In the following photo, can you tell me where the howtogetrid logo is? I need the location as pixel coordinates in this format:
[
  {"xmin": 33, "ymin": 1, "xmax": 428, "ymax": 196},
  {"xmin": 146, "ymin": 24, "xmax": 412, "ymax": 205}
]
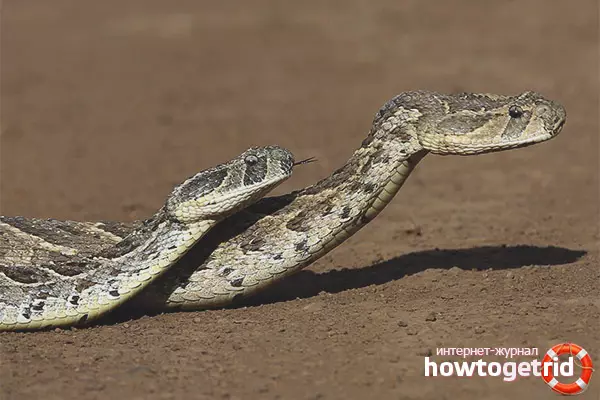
[{"xmin": 424, "ymin": 342, "xmax": 594, "ymax": 396}]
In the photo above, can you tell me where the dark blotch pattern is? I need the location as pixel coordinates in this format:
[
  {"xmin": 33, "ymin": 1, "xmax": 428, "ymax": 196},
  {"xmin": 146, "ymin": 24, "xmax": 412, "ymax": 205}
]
[
  {"xmin": 35, "ymin": 288, "xmax": 52, "ymax": 300},
  {"xmin": 243, "ymin": 156, "xmax": 268, "ymax": 186},
  {"xmin": 0, "ymin": 264, "xmax": 43, "ymax": 284},
  {"xmin": 295, "ymin": 239, "xmax": 308, "ymax": 252},
  {"xmin": 0, "ymin": 217, "xmax": 118, "ymax": 255},
  {"xmin": 239, "ymin": 236, "xmax": 266, "ymax": 252},
  {"xmin": 285, "ymin": 210, "xmax": 310, "ymax": 232},
  {"xmin": 444, "ymin": 93, "xmax": 507, "ymax": 114},
  {"xmin": 363, "ymin": 183, "xmax": 376, "ymax": 193},
  {"xmin": 230, "ymin": 277, "xmax": 244, "ymax": 287},
  {"xmin": 174, "ymin": 167, "xmax": 228, "ymax": 202},
  {"xmin": 75, "ymin": 279, "xmax": 96, "ymax": 293},
  {"xmin": 437, "ymin": 113, "xmax": 495, "ymax": 135},
  {"xmin": 50, "ymin": 257, "xmax": 97, "ymax": 277},
  {"xmin": 0, "ymin": 217, "xmax": 80, "ymax": 248},
  {"xmin": 321, "ymin": 203, "xmax": 335, "ymax": 216},
  {"xmin": 340, "ymin": 206, "xmax": 351, "ymax": 219}
]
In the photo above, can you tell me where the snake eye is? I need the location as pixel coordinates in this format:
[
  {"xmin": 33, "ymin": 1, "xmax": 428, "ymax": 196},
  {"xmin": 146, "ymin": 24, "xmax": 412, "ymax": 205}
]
[
  {"xmin": 244, "ymin": 155, "xmax": 258, "ymax": 165},
  {"xmin": 509, "ymin": 105, "xmax": 524, "ymax": 118}
]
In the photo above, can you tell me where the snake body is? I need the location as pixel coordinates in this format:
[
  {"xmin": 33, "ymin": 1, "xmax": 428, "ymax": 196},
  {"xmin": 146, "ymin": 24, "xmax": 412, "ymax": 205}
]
[
  {"xmin": 0, "ymin": 91, "xmax": 566, "ymax": 331},
  {"xmin": 0, "ymin": 146, "xmax": 295, "ymax": 330},
  {"xmin": 135, "ymin": 90, "xmax": 566, "ymax": 310}
]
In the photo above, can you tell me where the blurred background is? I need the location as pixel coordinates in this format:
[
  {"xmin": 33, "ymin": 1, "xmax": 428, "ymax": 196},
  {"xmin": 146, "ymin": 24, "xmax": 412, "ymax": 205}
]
[{"xmin": 1, "ymin": 1, "xmax": 598, "ymax": 399}]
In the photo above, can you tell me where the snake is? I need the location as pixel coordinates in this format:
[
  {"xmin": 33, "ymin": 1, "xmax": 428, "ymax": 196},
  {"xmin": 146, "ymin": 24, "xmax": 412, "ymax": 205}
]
[
  {"xmin": 0, "ymin": 91, "xmax": 566, "ymax": 331},
  {"xmin": 0, "ymin": 146, "xmax": 297, "ymax": 330}
]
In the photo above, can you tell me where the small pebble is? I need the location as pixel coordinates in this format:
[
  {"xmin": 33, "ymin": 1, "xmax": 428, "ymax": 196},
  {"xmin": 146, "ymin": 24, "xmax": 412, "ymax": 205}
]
[
  {"xmin": 425, "ymin": 312, "xmax": 437, "ymax": 322},
  {"xmin": 302, "ymin": 302, "xmax": 324, "ymax": 312},
  {"xmin": 397, "ymin": 320, "xmax": 408, "ymax": 327}
]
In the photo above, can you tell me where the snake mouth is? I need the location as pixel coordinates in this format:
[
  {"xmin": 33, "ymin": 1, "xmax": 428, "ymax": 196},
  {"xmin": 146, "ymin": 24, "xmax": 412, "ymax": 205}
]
[
  {"xmin": 423, "ymin": 129, "xmax": 557, "ymax": 156},
  {"xmin": 554, "ymin": 118, "xmax": 566, "ymax": 133}
]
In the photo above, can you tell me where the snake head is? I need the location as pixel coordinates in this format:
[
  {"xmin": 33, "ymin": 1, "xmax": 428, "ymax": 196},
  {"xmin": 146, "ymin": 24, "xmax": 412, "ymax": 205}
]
[
  {"xmin": 416, "ymin": 91, "xmax": 566, "ymax": 155},
  {"xmin": 165, "ymin": 145, "xmax": 295, "ymax": 222}
]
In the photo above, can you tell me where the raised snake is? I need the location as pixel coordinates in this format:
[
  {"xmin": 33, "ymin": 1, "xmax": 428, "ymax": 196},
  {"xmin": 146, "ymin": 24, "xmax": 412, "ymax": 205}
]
[
  {"xmin": 0, "ymin": 91, "xmax": 566, "ymax": 331},
  {"xmin": 0, "ymin": 146, "xmax": 296, "ymax": 330}
]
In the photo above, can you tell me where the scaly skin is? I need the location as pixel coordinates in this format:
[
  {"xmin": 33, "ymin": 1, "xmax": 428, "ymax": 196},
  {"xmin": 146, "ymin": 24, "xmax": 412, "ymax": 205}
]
[
  {"xmin": 0, "ymin": 91, "xmax": 566, "ymax": 330},
  {"xmin": 0, "ymin": 146, "xmax": 296, "ymax": 331},
  {"xmin": 134, "ymin": 90, "xmax": 566, "ymax": 311}
]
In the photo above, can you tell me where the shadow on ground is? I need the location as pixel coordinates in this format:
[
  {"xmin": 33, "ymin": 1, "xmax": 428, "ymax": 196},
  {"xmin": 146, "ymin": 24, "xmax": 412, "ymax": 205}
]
[
  {"xmin": 240, "ymin": 245, "xmax": 587, "ymax": 306},
  {"xmin": 102, "ymin": 244, "xmax": 585, "ymax": 326}
]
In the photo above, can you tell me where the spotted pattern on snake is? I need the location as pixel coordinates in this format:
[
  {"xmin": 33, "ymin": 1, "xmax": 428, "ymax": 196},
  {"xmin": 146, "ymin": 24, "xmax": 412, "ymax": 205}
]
[
  {"xmin": 134, "ymin": 90, "xmax": 566, "ymax": 310},
  {"xmin": 0, "ymin": 91, "xmax": 566, "ymax": 331},
  {"xmin": 0, "ymin": 146, "xmax": 296, "ymax": 331}
]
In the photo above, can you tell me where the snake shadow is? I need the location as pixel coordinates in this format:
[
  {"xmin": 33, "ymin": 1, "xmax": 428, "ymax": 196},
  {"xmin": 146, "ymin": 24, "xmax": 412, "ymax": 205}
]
[
  {"xmin": 104, "ymin": 244, "xmax": 585, "ymax": 325},
  {"xmin": 234, "ymin": 245, "xmax": 586, "ymax": 307}
]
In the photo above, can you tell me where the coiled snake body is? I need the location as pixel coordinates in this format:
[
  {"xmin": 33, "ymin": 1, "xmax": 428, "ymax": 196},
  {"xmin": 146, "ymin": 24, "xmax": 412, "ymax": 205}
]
[
  {"xmin": 0, "ymin": 146, "xmax": 296, "ymax": 330},
  {"xmin": 0, "ymin": 91, "xmax": 566, "ymax": 331}
]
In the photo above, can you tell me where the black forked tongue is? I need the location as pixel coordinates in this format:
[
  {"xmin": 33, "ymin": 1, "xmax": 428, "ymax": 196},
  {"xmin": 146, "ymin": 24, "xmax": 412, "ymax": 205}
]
[{"xmin": 293, "ymin": 157, "xmax": 317, "ymax": 166}]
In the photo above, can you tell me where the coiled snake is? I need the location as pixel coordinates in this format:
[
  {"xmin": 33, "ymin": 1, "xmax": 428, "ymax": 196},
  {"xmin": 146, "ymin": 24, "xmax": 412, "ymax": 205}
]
[
  {"xmin": 0, "ymin": 91, "xmax": 566, "ymax": 331},
  {"xmin": 0, "ymin": 146, "xmax": 296, "ymax": 330}
]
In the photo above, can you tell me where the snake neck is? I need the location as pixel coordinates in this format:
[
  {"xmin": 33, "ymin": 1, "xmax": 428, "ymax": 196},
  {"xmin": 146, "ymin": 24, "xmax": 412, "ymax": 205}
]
[
  {"xmin": 257, "ymin": 122, "xmax": 427, "ymax": 264},
  {"xmin": 301, "ymin": 122, "xmax": 427, "ymax": 218},
  {"xmin": 359, "ymin": 149, "xmax": 427, "ymax": 224},
  {"xmin": 97, "ymin": 208, "xmax": 171, "ymax": 260}
]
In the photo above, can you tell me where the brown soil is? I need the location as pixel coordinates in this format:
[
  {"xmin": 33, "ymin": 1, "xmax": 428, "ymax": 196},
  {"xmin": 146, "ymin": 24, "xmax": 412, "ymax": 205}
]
[{"xmin": 0, "ymin": 1, "xmax": 598, "ymax": 399}]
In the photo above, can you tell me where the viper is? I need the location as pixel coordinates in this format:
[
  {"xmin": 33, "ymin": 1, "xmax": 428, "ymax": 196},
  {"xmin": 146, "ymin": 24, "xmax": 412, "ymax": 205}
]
[
  {"xmin": 0, "ymin": 146, "xmax": 297, "ymax": 330},
  {"xmin": 0, "ymin": 91, "xmax": 566, "ymax": 331}
]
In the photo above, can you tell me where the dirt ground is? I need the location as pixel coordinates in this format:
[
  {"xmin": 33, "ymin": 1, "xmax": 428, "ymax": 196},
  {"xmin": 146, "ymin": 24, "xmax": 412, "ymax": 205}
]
[{"xmin": 0, "ymin": 1, "xmax": 598, "ymax": 399}]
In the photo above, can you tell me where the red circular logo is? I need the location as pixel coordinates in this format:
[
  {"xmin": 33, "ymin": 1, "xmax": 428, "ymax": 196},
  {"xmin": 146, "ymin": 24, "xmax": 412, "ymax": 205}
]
[{"xmin": 541, "ymin": 343, "xmax": 594, "ymax": 395}]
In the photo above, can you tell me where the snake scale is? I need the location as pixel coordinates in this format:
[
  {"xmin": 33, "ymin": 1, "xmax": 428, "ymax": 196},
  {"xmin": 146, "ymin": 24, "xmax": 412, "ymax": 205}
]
[
  {"xmin": 0, "ymin": 146, "xmax": 297, "ymax": 330},
  {"xmin": 0, "ymin": 91, "xmax": 566, "ymax": 331}
]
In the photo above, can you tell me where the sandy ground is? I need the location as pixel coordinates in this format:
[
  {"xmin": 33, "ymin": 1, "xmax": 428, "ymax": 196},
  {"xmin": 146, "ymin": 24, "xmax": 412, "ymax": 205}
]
[{"xmin": 0, "ymin": 1, "xmax": 598, "ymax": 399}]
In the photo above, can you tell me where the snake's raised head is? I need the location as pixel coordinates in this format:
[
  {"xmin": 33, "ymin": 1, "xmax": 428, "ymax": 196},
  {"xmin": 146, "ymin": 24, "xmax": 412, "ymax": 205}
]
[
  {"xmin": 166, "ymin": 145, "xmax": 295, "ymax": 222},
  {"xmin": 378, "ymin": 90, "xmax": 566, "ymax": 156}
]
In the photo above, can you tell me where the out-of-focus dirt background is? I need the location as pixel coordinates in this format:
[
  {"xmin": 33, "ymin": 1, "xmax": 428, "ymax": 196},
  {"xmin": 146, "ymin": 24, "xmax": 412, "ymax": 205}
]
[{"xmin": 0, "ymin": 1, "xmax": 598, "ymax": 399}]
